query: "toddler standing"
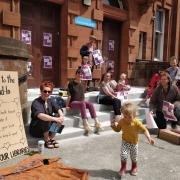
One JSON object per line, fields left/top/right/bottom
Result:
{"left": 111, "top": 102, "right": 154, "bottom": 177}
{"left": 81, "top": 56, "right": 92, "bottom": 91}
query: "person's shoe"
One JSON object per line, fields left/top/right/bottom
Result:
{"left": 84, "top": 130, "right": 89, "bottom": 136}
{"left": 130, "top": 162, "right": 138, "bottom": 176}
{"left": 94, "top": 122, "right": 103, "bottom": 134}
{"left": 84, "top": 124, "right": 92, "bottom": 131}
{"left": 45, "top": 140, "right": 54, "bottom": 149}
{"left": 50, "top": 139, "right": 59, "bottom": 148}
{"left": 119, "top": 161, "right": 126, "bottom": 177}
{"left": 171, "top": 123, "right": 177, "bottom": 129}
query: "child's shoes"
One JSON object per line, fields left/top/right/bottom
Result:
{"left": 119, "top": 161, "right": 126, "bottom": 177}
{"left": 130, "top": 162, "right": 138, "bottom": 176}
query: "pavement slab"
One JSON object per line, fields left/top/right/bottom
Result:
{"left": 0, "top": 130, "right": 179, "bottom": 180}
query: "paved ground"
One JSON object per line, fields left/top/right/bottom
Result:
{"left": 1, "top": 129, "right": 180, "bottom": 180}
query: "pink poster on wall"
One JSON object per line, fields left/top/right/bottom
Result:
{"left": 108, "top": 40, "right": 115, "bottom": 51}
{"left": 21, "top": 30, "right": 31, "bottom": 45}
{"left": 43, "top": 56, "right": 52, "bottom": 69}
{"left": 106, "top": 60, "right": 114, "bottom": 72}
{"left": 43, "top": 32, "right": 52, "bottom": 47}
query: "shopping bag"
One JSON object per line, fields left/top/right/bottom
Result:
{"left": 145, "top": 109, "right": 158, "bottom": 129}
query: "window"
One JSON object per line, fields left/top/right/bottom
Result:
{"left": 103, "top": 0, "right": 124, "bottom": 9}
{"left": 154, "top": 10, "right": 165, "bottom": 61}
{"left": 138, "top": 32, "right": 147, "bottom": 59}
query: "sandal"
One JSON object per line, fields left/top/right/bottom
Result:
{"left": 45, "top": 140, "right": 54, "bottom": 149}
{"left": 50, "top": 139, "right": 59, "bottom": 148}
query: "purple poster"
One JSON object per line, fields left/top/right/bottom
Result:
{"left": 43, "top": 32, "right": 52, "bottom": 47}
{"left": 81, "top": 65, "right": 92, "bottom": 80}
{"left": 92, "top": 49, "right": 104, "bottom": 65}
{"left": 21, "top": 30, "right": 31, "bottom": 45}
{"left": 109, "top": 40, "right": 115, "bottom": 51}
{"left": 43, "top": 56, "right": 52, "bottom": 69}
{"left": 106, "top": 60, "right": 114, "bottom": 72}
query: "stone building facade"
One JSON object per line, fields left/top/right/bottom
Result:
{"left": 0, "top": 0, "right": 180, "bottom": 88}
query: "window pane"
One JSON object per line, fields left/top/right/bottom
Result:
{"left": 103, "top": 0, "right": 110, "bottom": 5}
{"left": 118, "top": 0, "right": 124, "bottom": 9}
{"left": 103, "top": 0, "right": 124, "bottom": 9}
{"left": 156, "top": 11, "right": 162, "bottom": 32}
{"left": 154, "top": 32, "right": 161, "bottom": 59}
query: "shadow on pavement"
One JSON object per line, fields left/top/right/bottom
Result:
{"left": 87, "top": 169, "right": 122, "bottom": 180}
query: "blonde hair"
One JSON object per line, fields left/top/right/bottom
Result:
{"left": 169, "top": 56, "right": 177, "bottom": 62}
{"left": 121, "top": 102, "right": 137, "bottom": 118}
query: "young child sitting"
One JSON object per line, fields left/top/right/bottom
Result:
{"left": 111, "top": 102, "right": 154, "bottom": 177}
{"left": 118, "top": 73, "right": 131, "bottom": 91}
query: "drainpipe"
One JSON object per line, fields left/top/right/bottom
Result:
{"left": 151, "top": 3, "right": 156, "bottom": 61}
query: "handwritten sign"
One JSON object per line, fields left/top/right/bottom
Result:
{"left": 0, "top": 71, "right": 29, "bottom": 163}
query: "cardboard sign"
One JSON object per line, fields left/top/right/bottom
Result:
{"left": 0, "top": 71, "right": 29, "bottom": 163}
{"left": 158, "top": 129, "right": 180, "bottom": 145}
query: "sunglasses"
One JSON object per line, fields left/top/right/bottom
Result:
{"left": 43, "top": 90, "right": 52, "bottom": 94}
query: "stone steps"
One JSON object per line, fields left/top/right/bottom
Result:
{"left": 25, "top": 86, "right": 148, "bottom": 144}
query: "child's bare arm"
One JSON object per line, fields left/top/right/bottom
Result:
{"left": 144, "top": 130, "right": 155, "bottom": 145}
{"left": 111, "top": 120, "right": 121, "bottom": 132}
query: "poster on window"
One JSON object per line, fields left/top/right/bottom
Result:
{"left": 21, "top": 30, "right": 31, "bottom": 45}
{"left": 81, "top": 65, "right": 92, "bottom": 80}
{"left": 106, "top": 60, "right": 114, "bottom": 72}
{"left": 108, "top": 40, "right": 115, "bottom": 51}
{"left": 43, "top": 56, "right": 52, "bottom": 69}
{"left": 43, "top": 33, "right": 52, "bottom": 47}
{"left": 0, "top": 71, "right": 29, "bottom": 163}
{"left": 92, "top": 49, "right": 104, "bottom": 65}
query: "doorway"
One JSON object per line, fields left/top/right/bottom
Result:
{"left": 102, "top": 18, "right": 121, "bottom": 80}
{"left": 20, "top": 0, "right": 60, "bottom": 87}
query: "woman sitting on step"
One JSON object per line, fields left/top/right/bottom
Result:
{"left": 97, "top": 72, "right": 121, "bottom": 122}
{"left": 66, "top": 68, "right": 102, "bottom": 135}
{"left": 29, "top": 81, "right": 64, "bottom": 149}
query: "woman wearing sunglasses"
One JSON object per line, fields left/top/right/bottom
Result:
{"left": 29, "top": 81, "right": 64, "bottom": 149}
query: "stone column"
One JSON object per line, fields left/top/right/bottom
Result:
{"left": 0, "top": 36, "right": 30, "bottom": 124}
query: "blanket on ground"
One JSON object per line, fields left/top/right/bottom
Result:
{"left": 0, "top": 154, "right": 88, "bottom": 180}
